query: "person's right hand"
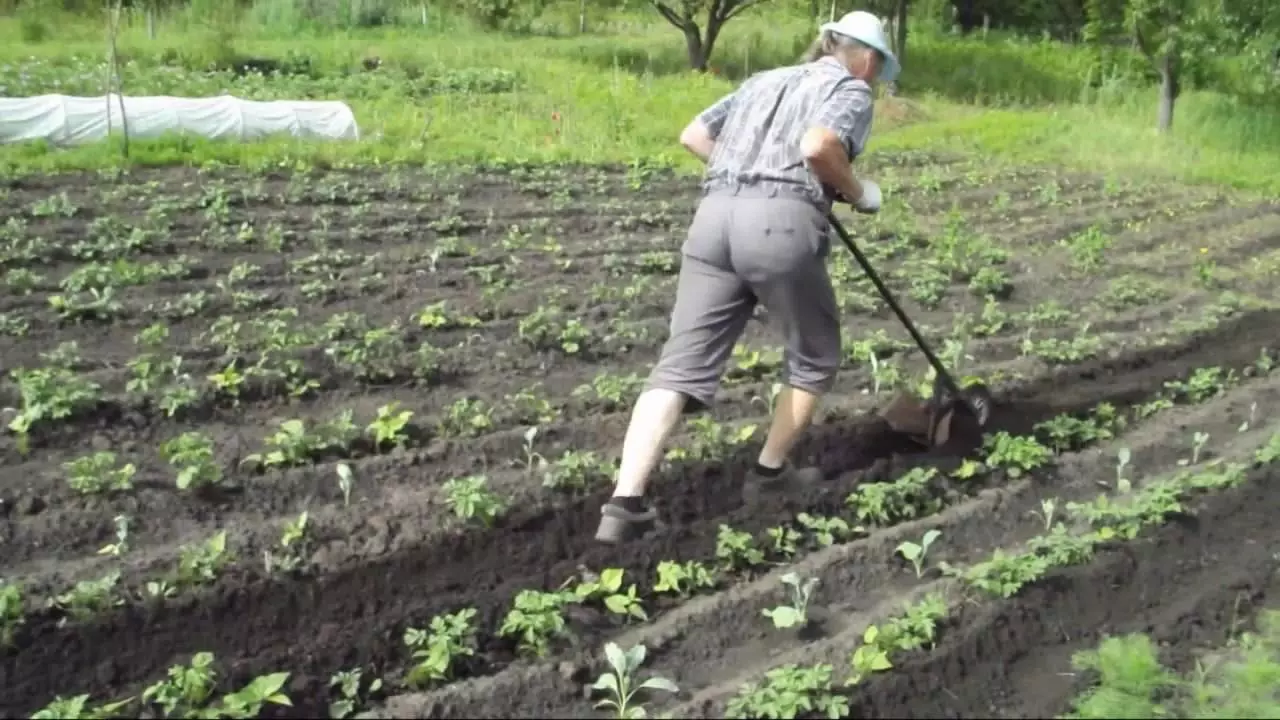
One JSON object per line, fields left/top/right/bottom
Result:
{"left": 852, "top": 179, "right": 882, "bottom": 214}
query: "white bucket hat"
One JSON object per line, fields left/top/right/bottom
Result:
{"left": 819, "top": 10, "right": 901, "bottom": 84}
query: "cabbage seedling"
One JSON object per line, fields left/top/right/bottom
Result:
{"left": 592, "top": 642, "right": 677, "bottom": 719}
{"left": 896, "top": 529, "right": 941, "bottom": 578}
{"left": 336, "top": 462, "right": 354, "bottom": 506}
{"left": 762, "top": 572, "right": 818, "bottom": 629}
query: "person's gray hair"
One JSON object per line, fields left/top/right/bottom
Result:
{"left": 802, "top": 29, "right": 873, "bottom": 63}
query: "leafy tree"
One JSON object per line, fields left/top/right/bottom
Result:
{"left": 1085, "top": 0, "right": 1220, "bottom": 132}
{"left": 453, "top": 0, "right": 549, "bottom": 28}
{"left": 649, "top": 0, "right": 775, "bottom": 70}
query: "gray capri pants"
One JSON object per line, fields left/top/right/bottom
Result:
{"left": 645, "top": 189, "right": 842, "bottom": 410}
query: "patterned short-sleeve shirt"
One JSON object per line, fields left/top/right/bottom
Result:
{"left": 695, "top": 56, "right": 875, "bottom": 211}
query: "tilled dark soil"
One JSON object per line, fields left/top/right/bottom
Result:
{"left": 0, "top": 160, "right": 1277, "bottom": 717}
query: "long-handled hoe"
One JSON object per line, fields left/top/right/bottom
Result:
{"left": 828, "top": 214, "right": 994, "bottom": 447}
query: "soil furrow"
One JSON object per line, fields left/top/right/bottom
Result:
{"left": 2, "top": 305, "right": 1275, "bottom": 717}
{"left": 843, "top": 461, "right": 1280, "bottom": 719}
{"left": 373, "top": 353, "right": 1280, "bottom": 718}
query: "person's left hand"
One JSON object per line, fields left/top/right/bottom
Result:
{"left": 852, "top": 179, "right": 882, "bottom": 214}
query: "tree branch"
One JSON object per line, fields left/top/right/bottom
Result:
{"left": 1132, "top": 22, "right": 1156, "bottom": 62}
{"left": 650, "top": 0, "right": 695, "bottom": 31}
{"left": 721, "top": 0, "right": 771, "bottom": 23}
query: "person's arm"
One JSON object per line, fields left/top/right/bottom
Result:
{"left": 799, "top": 79, "right": 875, "bottom": 204}
{"left": 681, "top": 91, "right": 736, "bottom": 163}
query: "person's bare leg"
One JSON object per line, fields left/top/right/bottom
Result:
{"left": 757, "top": 385, "right": 820, "bottom": 469}
{"left": 611, "top": 388, "right": 688, "bottom": 498}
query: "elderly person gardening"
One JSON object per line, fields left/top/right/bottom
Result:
{"left": 595, "top": 11, "right": 900, "bottom": 545}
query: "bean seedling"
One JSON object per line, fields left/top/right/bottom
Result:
{"left": 442, "top": 475, "right": 507, "bottom": 527}
{"left": 404, "top": 608, "right": 478, "bottom": 687}
{"left": 0, "top": 580, "right": 23, "bottom": 647}
{"left": 499, "top": 589, "right": 575, "bottom": 658}
{"left": 64, "top": 451, "right": 135, "bottom": 495}
{"left": 571, "top": 567, "right": 647, "bottom": 621}
{"left": 653, "top": 560, "right": 717, "bottom": 598}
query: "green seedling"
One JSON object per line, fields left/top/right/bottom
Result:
{"left": 751, "top": 382, "right": 784, "bottom": 414}
{"left": 896, "top": 529, "right": 942, "bottom": 578}
{"left": 766, "top": 525, "right": 802, "bottom": 559}
{"left": 50, "top": 571, "right": 123, "bottom": 625}
{"left": 726, "top": 664, "right": 848, "bottom": 719}
{"left": 219, "top": 672, "right": 293, "bottom": 717}
{"left": 572, "top": 568, "right": 647, "bottom": 621}
{"left": 31, "top": 695, "right": 133, "bottom": 719}
{"left": 0, "top": 580, "right": 23, "bottom": 646}
{"left": 208, "top": 361, "right": 246, "bottom": 402}
{"left": 1031, "top": 498, "right": 1058, "bottom": 531}
{"left": 442, "top": 475, "right": 507, "bottom": 527}
{"left": 521, "top": 426, "right": 546, "bottom": 472}
{"left": 97, "top": 515, "right": 130, "bottom": 557}
{"left": 1258, "top": 432, "right": 1280, "bottom": 464}
{"left": 762, "top": 572, "right": 818, "bottom": 629}
{"left": 867, "top": 353, "right": 903, "bottom": 394}
{"left": 1178, "top": 431, "right": 1210, "bottom": 466}
{"left": 329, "top": 668, "right": 382, "bottom": 720}
{"left": 942, "top": 548, "right": 1051, "bottom": 598}
{"left": 1115, "top": 447, "right": 1132, "bottom": 491}
{"left": 541, "top": 450, "right": 615, "bottom": 491}
{"left": 654, "top": 560, "right": 718, "bottom": 598}
{"left": 849, "top": 625, "right": 893, "bottom": 684}
{"left": 263, "top": 512, "right": 310, "bottom": 575}
{"left": 797, "top": 512, "right": 855, "bottom": 547}
{"left": 498, "top": 589, "right": 574, "bottom": 658}
{"left": 367, "top": 402, "right": 413, "bottom": 450}
{"left": 336, "top": 462, "right": 354, "bottom": 506}
{"left": 8, "top": 365, "right": 101, "bottom": 453}
{"left": 883, "top": 593, "right": 949, "bottom": 652}
{"left": 142, "top": 652, "right": 290, "bottom": 717}
{"left": 983, "top": 432, "right": 1053, "bottom": 478}
{"left": 592, "top": 642, "right": 679, "bottom": 719}
{"left": 175, "top": 531, "right": 230, "bottom": 588}
{"left": 715, "top": 524, "right": 766, "bottom": 572}
{"left": 65, "top": 452, "right": 135, "bottom": 495}
{"left": 244, "top": 415, "right": 356, "bottom": 469}
{"left": 951, "top": 458, "right": 985, "bottom": 481}
{"left": 404, "top": 608, "right": 478, "bottom": 687}
{"left": 1238, "top": 402, "right": 1257, "bottom": 433}
{"left": 846, "top": 466, "right": 940, "bottom": 526}
{"left": 1026, "top": 523, "right": 1099, "bottom": 567}
{"left": 161, "top": 432, "right": 222, "bottom": 490}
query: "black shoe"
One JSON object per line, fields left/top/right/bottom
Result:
{"left": 595, "top": 501, "right": 659, "bottom": 544}
{"left": 742, "top": 462, "right": 825, "bottom": 506}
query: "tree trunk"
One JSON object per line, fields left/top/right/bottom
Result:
{"left": 1157, "top": 50, "right": 1178, "bottom": 132}
{"left": 954, "top": 0, "right": 978, "bottom": 33}
{"left": 146, "top": 6, "right": 155, "bottom": 39}
{"left": 579, "top": 0, "right": 586, "bottom": 33}
{"left": 894, "top": 0, "right": 907, "bottom": 66}
{"left": 684, "top": 27, "right": 707, "bottom": 71}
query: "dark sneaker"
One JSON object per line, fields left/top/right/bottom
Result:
{"left": 742, "top": 462, "right": 825, "bottom": 506}
{"left": 595, "top": 501, "right": 659, "bottom": 544}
